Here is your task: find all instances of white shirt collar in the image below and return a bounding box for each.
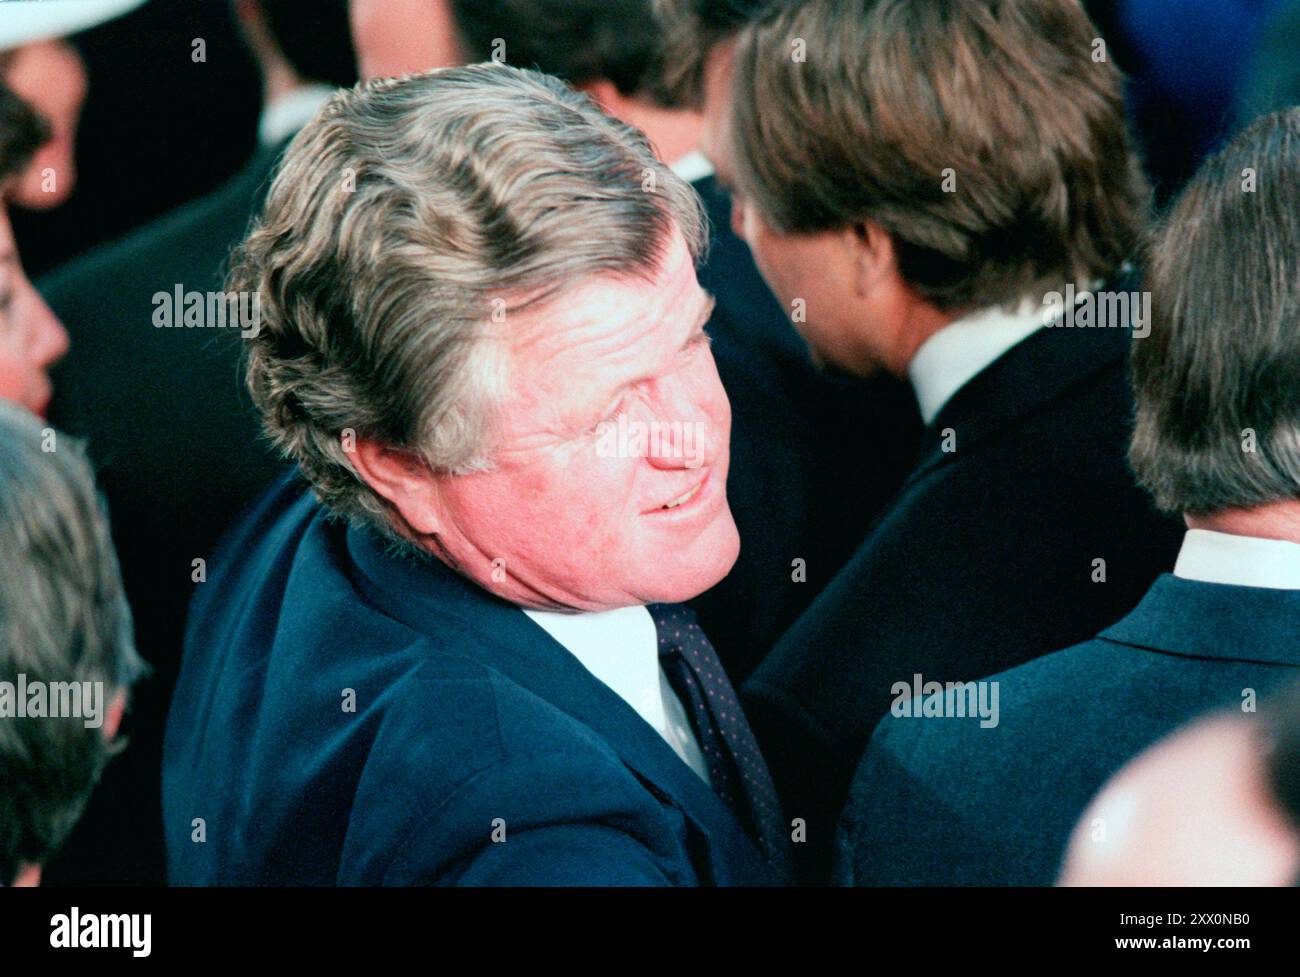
[522,604,664,725]
[670,150,715,184]
[907,282,1102,426]
[907,295,1053,426]
[521,604,711,784]
[258,84,336,147]
[1173,529,1300,590]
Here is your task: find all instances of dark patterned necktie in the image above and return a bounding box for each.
[649,602,789,877]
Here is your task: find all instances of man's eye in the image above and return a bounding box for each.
[582,398,626,436]
[684,332,712,356]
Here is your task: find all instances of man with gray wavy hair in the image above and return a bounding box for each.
[163,64,790,885]
[0,402,144,887]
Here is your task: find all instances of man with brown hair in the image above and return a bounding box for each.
[706,0,1184,880]
[841,107,1300,885]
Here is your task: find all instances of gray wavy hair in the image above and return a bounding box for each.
[0,403,144,885]
[230,64,706,532]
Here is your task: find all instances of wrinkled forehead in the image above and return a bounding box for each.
[491,231,711,419]
[501,228,702,356]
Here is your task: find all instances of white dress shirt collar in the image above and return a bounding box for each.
[523,604,663,724]
[521,604,712,784]
[907,282,1102,426]
[1173,528,1300,590]
[670,150,715,184]
[258,84,336,147]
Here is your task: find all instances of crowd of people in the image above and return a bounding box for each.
[1,0,1298,887]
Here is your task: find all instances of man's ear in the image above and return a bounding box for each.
[350,439,442,536]
[104,690,127,741]
[575,78,623,115]
[848,221,897,297]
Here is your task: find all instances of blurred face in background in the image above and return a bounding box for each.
[703,37,885,376]
[349,0,462,80]
[0,205,69,416]
[0,40,88,208]
[1061,715,1300,886]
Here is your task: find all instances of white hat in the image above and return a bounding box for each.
[0,0,148,51]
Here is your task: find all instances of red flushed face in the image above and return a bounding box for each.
[427,229,740,611]
[0,207,69,417]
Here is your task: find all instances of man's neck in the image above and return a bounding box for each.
[615,103,705,172]
[262,61,306,112]
[879,291,959,379]
[1186,501,1300,545]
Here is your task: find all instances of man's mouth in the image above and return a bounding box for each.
[662,481,704,510]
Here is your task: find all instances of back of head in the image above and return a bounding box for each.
[0,403,144,886]
[729,0,1147,311]
[230,64,705,537]
[652,0,780,106]
[1131,108,1300,516]
[451,0,671,106]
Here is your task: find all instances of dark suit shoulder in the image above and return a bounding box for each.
[330,641,696,883]
[339,654,691,885]
[837,632,1277,885]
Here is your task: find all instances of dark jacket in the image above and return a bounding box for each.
[37,142,292,884]
[837,573,1300,885]
[688,174,919,681]
[742,289,1185,881]
[163,472,781,885]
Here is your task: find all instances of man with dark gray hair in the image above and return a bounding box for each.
[840,108,1300,886]
[0,402,144,886]
[163,64,790,885]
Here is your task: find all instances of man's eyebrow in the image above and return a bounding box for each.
[692,293,718,333]
[588,293,719,416]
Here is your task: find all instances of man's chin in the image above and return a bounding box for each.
[640,522,740,605]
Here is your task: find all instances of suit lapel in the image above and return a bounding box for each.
[344,523,776,882]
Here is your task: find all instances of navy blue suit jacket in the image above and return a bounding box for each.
[741,288,1185,881]
[163,472,780,885]
[837,573,1300,885]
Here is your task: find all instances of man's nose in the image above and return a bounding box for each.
[643,383,714,471]
[30,293,70,368]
